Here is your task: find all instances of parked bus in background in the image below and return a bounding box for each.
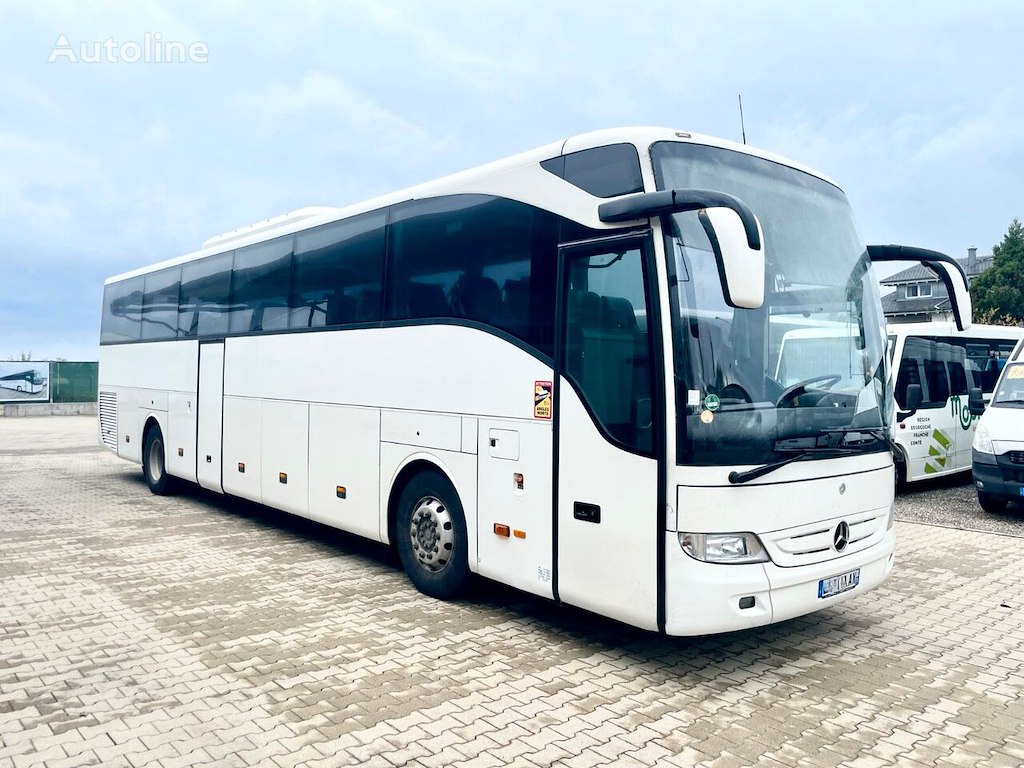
[970,336,1024,512]
[98,128,971,636]
[886,322,1023,485]
[0,369,45,395]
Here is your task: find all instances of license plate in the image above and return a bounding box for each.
[818,568,860,599]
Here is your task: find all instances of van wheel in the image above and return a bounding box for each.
[143,425,174,496]
[396,470,469,599]
[978,491,1008,514]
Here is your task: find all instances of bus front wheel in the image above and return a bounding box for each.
[143,424,174,496]
[396,470,469,599]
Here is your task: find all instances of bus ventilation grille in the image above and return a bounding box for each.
[99,391,118,451]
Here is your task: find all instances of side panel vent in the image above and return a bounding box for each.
[99,391,118,451]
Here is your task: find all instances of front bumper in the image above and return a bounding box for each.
[663,528,896,636]
[972,449,1024,501]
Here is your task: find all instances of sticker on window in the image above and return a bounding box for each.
[534,381,552,419]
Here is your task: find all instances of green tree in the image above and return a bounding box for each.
[971,218,1024,325]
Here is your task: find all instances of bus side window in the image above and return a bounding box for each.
[947,360,968,396]
[179,252,232,338]
[292,211,386,329]
[895,356,921,410]
[228,238,293,334]
[101,276,144,343]
[922,358,949,407]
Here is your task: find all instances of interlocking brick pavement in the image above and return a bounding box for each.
[1,416,1022,767]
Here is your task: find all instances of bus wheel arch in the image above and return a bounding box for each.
[142,416,173,495]
[388,460,470,599]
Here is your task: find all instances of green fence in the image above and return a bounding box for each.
[50,362,98,403]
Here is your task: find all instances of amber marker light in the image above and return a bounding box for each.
[494,523,510,537]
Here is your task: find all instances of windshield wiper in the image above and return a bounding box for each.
[728,428,888,485]
[728,454,804,484]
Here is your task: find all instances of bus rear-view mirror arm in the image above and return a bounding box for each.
[599,189,765,310]
[866,245,973,331]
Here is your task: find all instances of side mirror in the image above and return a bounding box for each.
[598,188,765,311]
[968,386,986,416]
[867,245,973,331]
[897,383,922,423]
[698,207,766,310]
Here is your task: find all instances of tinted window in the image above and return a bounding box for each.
[291,211,386,328]
[179,252,233,337]
[141,267,181,341]
[541,144,644,198]
[229,238,293,333]
[386,195,559,356]
[101,277,144,343]
[947,360,968,396]
[922,359,950,404]
[563,244,654,454]
[894,354,921,410]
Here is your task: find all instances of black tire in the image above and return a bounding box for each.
[894,460,907,493]
[396,470,469,599]
[142,424,174,496]
[978,491,1008,514]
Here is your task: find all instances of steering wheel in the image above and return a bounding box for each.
[776,374,842,407]
[720,383,752,404]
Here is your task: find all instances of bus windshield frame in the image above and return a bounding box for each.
[651,141,891,468]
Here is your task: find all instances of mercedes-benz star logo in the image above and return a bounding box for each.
[833,521,850,552]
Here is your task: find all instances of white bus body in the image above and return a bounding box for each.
[99,127,970,635]
[887,322,1023,484]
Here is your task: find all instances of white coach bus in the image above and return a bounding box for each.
[886,322,1023,485]
[99,128,971,635]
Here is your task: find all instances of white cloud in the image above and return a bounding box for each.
[228,70,447,153]
[0,133,105,230]
[136,119,171,148]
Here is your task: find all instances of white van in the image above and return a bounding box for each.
[887,322,1023,485]
[971,335,1024,511]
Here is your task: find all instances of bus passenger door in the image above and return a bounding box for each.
[197,341,224,493]
[555,236,663,632]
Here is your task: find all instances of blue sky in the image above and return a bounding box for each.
[2,1,1022,360]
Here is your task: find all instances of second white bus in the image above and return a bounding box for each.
[887,322,1022,484]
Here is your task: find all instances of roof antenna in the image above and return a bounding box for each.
[738,94,747,145]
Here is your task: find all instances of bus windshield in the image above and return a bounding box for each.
[652,142,890,467]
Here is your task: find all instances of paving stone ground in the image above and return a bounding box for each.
[1,416,1023,768]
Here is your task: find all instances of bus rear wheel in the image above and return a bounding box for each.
[143,424,174,496]
[396,470,469,599]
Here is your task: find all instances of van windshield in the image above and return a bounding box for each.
[991,363,1024,407]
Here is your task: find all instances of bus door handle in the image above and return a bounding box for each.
[573,502,601,524]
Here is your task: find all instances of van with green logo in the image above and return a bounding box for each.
[971,335,1024,511]
[887,322,1023,485]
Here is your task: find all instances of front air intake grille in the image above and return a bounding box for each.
[99,391,117,451]
[1007,451,1024,465]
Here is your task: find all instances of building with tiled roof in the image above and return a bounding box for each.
[880,247,993,323]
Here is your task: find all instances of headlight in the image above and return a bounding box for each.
[678,531,769,564]
[973,422,994,454]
